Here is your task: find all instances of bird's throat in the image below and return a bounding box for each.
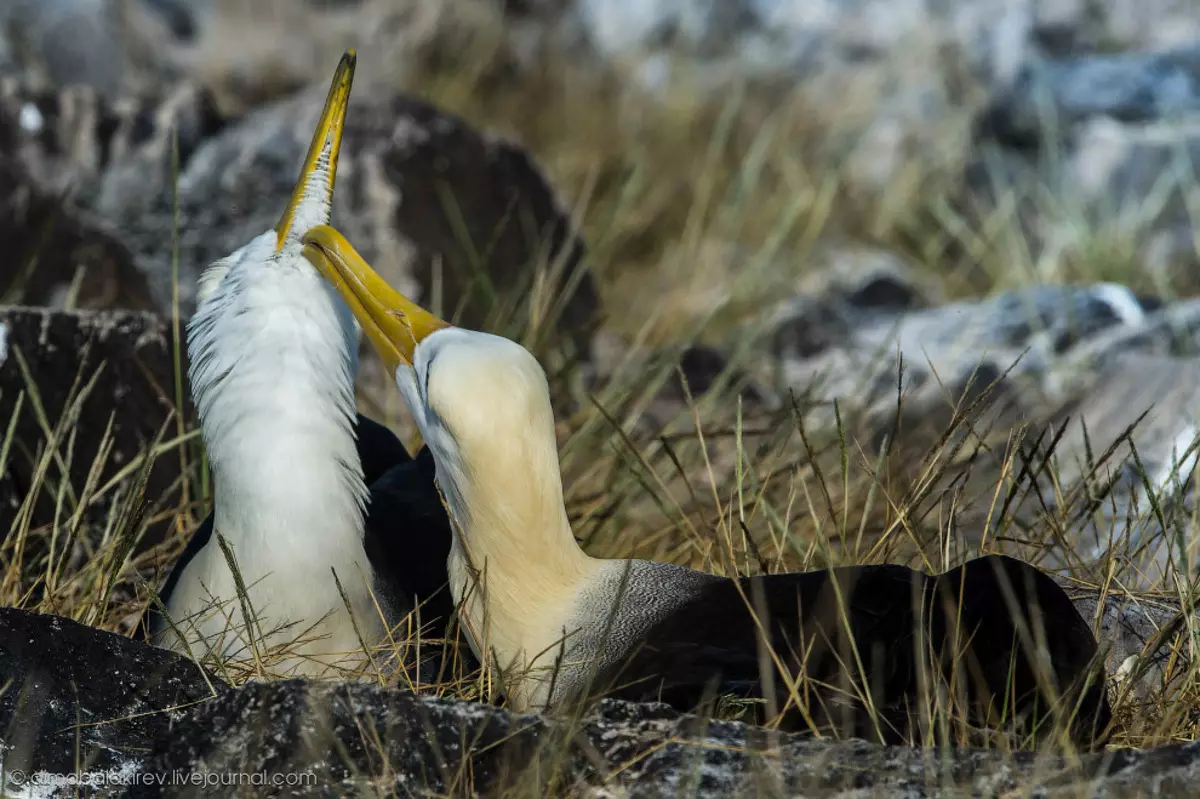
[438,457,598,706]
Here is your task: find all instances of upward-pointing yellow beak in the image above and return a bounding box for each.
[274,49,356,251]
[302,224,451,371]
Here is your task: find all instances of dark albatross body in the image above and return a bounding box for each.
[588,555,1111,746]
[301,222,1111,747]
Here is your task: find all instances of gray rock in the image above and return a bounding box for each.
[142,0,204,40]
[770,277,1153,421]
[1031,0,1200,56]
[0,0,180,97]
[971,45,1200,283]
[0,79,158,311]
[0,307,187,542]
[135,679,546,798]
[106,679,1194,797]
[1066,116,1200,281]
[981,46,1200,148]
[565,0,1031,90]
[1064,584,1197,709]
[767,270,1200,577]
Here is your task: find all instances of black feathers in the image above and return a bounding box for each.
[594,555,1110,749]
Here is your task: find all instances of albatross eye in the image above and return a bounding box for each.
[422,352,435,400]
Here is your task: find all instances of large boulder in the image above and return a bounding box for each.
[0,307,187,544]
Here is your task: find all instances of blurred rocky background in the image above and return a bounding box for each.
[2,0,1200,602]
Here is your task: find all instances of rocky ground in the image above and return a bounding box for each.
[3,0,1200,796]
[1,607,1198,798]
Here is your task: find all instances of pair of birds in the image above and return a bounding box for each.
[145,52,1113,748]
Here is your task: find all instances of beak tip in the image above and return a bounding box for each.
[275,52,357,250]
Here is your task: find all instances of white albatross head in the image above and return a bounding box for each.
[299,225,568,539]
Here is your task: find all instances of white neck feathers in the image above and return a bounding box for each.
[183,247,374,663]
[398,330,603,705]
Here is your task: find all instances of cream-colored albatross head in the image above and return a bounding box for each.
[158,52,391,676]
[301,226,689,709]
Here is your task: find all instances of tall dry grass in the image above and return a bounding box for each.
[2,1,1199,793]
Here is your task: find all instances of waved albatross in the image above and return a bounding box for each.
[302,224,1112,746]
[144,52,461,678]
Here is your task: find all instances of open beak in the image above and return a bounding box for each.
[275,50,356,251]
[302,224,451,371]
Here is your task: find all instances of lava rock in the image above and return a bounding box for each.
[0,607,224,781]
[134,680,547,798]
[0,602,1196,797]
[980,46,1200,149]
[142,0,204,40]
[0,307,188,540]
[968,42,1200,282]
[1064,584,1197,709]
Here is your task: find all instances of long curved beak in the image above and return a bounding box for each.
[302,224,451,371]
[275,50,356,251]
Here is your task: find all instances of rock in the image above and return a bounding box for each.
[971,45,1200,284]
[0,78,159,312]
[563,0,1028,90]
[0,69,599,362]
[119,680,1196,796]
[588,333,779,435]
[0,73,225,313]
[1065,585,1198,711]
[88,80,599,357]
[135,680,545,798]
[770,277,1152,425]
[980,46,1200,148]
[0,0,180,97]
[550,1,1200,113]
[765,269,1200,577]
[0,603,1196,797]
[0,307,187,543]
[143,0,204,40]
[1066,116,1200,282]
[0,607,224,782]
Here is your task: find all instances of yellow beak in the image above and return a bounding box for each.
[302,224,451,371]
[274,50,356,251]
